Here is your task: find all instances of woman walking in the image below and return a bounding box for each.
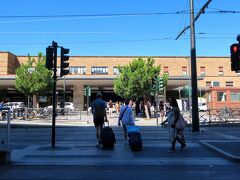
[167,98,186,152]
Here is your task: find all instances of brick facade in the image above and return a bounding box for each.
[0,52,240,109]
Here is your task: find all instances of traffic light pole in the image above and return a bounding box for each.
[52,41,58,148]
[190,0,199,132]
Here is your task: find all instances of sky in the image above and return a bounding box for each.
[0,0,239,56]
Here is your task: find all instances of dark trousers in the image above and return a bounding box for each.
[171,130,185,150]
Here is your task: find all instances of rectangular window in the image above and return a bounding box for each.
[230,92,240,102]
[212,81,220,87]
[219,66,224,76]
[200,66,205,76]
[113,67,119,75]
[91,66,108,75]
[226,81,233,87]
[206,81,211,87]
[208,93,212,102]
[217,92,226,102]
[69,66,86,75]
[182,66,187,76]
[164,66,169,74]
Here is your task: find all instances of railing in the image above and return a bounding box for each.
[0,107,90,123]
[181,107,240,126]
[1,107,239,126]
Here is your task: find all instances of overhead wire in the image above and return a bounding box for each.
[0,34,236,45]
[0,9,238,24]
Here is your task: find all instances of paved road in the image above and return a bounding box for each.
[1,124,240,179]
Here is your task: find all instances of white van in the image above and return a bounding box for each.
[198,97,207,111]
[198,102,207,111]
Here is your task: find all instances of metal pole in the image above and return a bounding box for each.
[190,0,199,132]
[155,93,158,126]
[7,108,10,151]
[188,57,191,110]
[63,76,66,104]
[178,88,181,100]
[52,41,58,148]
[87,89,89,115]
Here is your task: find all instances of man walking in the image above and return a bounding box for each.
[118,99,135,145]
[91,92,108,147]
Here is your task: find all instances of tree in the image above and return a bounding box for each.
[15,52,53,108]
[162,73,169,103]
[114,57,160,119]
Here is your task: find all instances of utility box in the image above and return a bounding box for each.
[0,108,11,164]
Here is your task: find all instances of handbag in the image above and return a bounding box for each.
[175,114,187,129]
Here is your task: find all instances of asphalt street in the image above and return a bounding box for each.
[0,116,240,179]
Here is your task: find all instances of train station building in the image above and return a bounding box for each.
[0,51,240,110]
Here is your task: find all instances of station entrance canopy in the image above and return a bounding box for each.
[0,75,204,91]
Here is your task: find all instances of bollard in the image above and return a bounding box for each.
[0,108,11,164]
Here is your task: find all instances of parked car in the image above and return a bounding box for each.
[3,102,25,109]
[2,102,25,119]
[45,102,75,111]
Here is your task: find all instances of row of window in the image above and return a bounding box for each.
[63,66,120,75]
[208,92,240,102]
[206,81,234,87]
[163,66,225,76]
[56,66,120,75]
[59,66,230,76]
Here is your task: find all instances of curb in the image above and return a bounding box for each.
[200,140,240,163]
[0,122,90,128]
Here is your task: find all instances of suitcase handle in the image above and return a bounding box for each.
[104,120,109,127]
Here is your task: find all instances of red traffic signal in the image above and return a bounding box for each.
[230,43,240,72]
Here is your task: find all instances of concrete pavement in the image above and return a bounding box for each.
[1,115,240,179]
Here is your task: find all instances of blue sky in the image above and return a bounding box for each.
[0,0,239,56]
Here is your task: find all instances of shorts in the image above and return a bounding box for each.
[93,116,104,127]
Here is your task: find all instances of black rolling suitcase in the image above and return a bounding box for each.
[100,122,116,150]
[128,131,143,151]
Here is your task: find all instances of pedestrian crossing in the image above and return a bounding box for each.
[9,126,235,166]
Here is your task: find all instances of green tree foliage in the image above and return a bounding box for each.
[162,73,169,87]
[15,52,53,96]
[114,57,160,100]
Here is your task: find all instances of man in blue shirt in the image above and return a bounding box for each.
[118,99,135,144]
[0,100,4,120]
[0,100,3,108]
[91,92,108,146]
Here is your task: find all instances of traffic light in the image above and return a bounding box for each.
[230,43,240,72]
[159,77,164,91]
[152,75,164,93]
[60,47,70,77]
[87,86,91,96]
[46,47,53,70]
[84,88,87,96]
